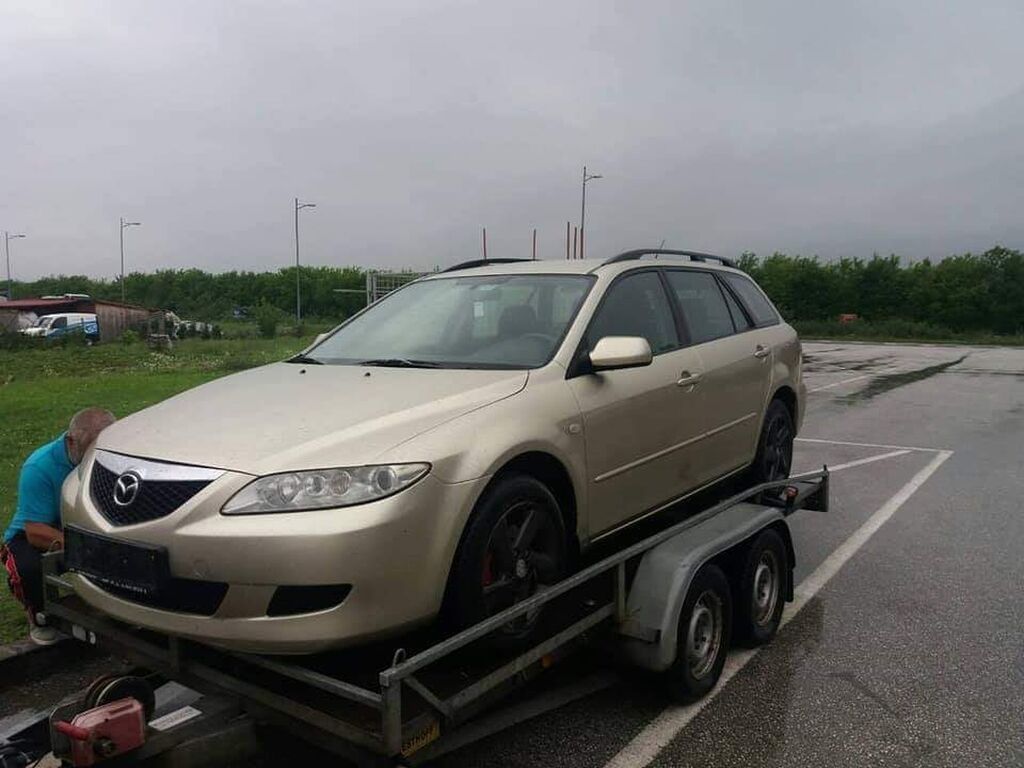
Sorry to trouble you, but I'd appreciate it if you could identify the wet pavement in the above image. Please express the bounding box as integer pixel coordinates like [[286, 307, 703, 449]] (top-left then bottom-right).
[[435, 342, 1024, 767], [5, 342, 1023, 766]]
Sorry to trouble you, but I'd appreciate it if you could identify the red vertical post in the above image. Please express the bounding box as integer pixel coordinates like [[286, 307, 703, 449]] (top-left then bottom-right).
[[566, 222, 570, 260], [572, 226, 578, 260], [532, 228, 537, 260], [482, 227, 487, 261]]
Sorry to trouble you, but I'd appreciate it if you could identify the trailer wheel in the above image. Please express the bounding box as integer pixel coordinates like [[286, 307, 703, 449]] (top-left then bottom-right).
[[666, 564, 732, 702], [735, 529, 788, 646]]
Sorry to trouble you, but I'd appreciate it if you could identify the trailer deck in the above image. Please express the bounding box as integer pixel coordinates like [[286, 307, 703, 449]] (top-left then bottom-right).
[[5, 471, 827, 767]]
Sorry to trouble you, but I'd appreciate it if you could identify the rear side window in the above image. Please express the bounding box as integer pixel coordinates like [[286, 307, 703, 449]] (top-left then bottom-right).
[[720, 282, 753, 332], [664, 271, 735, 345], [587, 272, 679, 354], [722, 274, 779, 326]]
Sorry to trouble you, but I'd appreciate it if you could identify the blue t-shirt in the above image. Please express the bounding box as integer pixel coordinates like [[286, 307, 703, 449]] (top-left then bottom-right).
[[3, 433, 75, 543]]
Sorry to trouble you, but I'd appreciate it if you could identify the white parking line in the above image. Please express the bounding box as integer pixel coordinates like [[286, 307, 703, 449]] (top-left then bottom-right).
[[796, 436, 944, 453], [796, 448, 910, 475], [807, 373, 874, 393], [602, 449, 954, 768]]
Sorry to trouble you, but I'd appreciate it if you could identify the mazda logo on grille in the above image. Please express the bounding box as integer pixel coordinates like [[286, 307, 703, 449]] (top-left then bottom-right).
[[113, 471, 143, 507]]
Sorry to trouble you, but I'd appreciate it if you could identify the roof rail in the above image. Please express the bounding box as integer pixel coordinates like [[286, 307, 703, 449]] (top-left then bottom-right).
[[442, 258, 533, 273], [601, 249, 738, 269]]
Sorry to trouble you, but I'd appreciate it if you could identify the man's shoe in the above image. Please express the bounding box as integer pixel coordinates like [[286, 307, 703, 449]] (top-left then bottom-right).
[[29, 625, 61, 646]]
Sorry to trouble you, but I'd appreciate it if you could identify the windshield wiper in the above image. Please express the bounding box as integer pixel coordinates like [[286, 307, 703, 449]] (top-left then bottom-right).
[[358, 358, 442, 368], [287, 353, 324, 365]]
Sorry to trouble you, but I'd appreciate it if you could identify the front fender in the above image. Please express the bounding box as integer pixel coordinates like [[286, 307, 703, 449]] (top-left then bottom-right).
[[380, 368, 587, 532]]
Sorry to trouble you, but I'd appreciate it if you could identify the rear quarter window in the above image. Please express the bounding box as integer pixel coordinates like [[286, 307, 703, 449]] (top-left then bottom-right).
[[722, 274, 779, 327]]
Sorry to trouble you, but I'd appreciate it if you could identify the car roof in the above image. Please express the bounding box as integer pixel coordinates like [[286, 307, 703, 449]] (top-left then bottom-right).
[[421, 255, 742, 281]]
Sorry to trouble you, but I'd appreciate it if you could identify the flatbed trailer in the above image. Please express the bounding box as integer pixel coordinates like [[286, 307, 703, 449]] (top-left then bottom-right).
[[4, 471, 827, 767]]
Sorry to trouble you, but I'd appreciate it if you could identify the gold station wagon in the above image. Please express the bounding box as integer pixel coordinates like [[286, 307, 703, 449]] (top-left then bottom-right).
[[61, 250, 804, 654]]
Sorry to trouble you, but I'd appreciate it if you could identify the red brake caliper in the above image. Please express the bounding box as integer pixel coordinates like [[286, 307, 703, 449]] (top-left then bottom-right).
[[482, 550, 494, 587]]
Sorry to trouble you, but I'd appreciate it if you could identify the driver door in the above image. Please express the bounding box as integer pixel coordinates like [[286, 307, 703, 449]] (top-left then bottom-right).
[[567, 271, 706, 536]]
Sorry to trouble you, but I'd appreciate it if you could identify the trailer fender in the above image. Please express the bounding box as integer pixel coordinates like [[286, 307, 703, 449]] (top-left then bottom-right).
[[618, 503, 789, 672]]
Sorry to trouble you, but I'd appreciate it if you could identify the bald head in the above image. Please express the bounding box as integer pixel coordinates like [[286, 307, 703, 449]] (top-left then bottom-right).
[[67, 407, 116, 465]]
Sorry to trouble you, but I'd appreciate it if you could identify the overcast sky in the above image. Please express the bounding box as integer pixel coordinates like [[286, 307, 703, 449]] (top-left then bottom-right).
[[2, 0, 1022, 280]]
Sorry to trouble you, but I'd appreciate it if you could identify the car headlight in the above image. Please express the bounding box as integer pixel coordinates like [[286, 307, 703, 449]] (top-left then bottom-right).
[[221, 464, 430, 515]]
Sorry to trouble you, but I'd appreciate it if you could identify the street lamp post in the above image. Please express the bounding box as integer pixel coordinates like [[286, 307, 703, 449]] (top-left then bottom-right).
[[579, 165, 603, 261], [120, 218, 141, 303], [294, 198, 316, 324], [4, 232, 26, 300]]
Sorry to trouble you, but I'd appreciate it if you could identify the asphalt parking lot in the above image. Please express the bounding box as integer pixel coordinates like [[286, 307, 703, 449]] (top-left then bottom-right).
[[3, 341, 1022, 767], [436, 341, 1024, 768]]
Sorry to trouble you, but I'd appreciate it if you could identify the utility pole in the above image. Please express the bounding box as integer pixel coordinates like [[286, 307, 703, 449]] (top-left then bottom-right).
[[579, 165, 603, 261], [294, 198, 316, 324], [120, 218, 141, 303], [532, 228, 537, 260], [482, 227, 488, 260], [4, 232, 26, 300]]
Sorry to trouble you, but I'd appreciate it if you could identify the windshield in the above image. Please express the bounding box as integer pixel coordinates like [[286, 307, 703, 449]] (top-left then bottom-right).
[[36, 316, 55, 328], [308, 274, 594, 369]]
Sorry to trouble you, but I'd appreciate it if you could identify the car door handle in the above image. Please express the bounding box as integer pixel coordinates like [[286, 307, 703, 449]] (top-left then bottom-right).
[[677, 371, 702, 388], [753, 345, 770, 359]]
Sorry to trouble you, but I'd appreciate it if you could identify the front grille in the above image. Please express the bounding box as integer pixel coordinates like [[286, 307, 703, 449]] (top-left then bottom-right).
[[98, 577, 229, 616], [91, 461, 212, 526]]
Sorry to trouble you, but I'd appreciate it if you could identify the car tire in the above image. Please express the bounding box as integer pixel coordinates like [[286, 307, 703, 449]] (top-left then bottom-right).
[[666, 564, 732, 702], [445, 473, 567, 650], [750, 399, 795, 486], [734, 529, 788, 646]]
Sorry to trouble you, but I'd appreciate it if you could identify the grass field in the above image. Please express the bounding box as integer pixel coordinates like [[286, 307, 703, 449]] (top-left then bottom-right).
[[0, 335, 311, 644]]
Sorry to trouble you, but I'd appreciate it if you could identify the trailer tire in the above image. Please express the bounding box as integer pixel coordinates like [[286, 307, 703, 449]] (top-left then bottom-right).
[[666, 564, 732, 702], [735, 529, 788, 646], [445, 473, 567, 651]]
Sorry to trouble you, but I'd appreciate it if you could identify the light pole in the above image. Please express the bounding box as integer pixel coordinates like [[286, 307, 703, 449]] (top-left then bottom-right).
[[4, 232, 26, 300], [294, 198, 316, 324], [579, 165, 603, 261], [120, 218, 141, 303]]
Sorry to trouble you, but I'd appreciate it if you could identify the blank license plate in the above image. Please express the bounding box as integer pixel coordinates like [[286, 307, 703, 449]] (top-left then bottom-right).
[[65, 526, 169, 597]]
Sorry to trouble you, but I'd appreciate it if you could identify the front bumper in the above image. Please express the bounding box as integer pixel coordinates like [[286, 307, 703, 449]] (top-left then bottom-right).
[[62, 457, 488, 654]]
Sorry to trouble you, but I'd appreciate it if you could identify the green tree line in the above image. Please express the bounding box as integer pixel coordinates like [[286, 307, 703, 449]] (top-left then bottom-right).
[[740, 246, 1022, 335], [8, 246, 1023, 335]]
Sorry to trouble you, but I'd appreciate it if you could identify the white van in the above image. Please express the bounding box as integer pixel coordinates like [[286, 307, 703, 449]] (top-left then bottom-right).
[[21, 312, 99, 341]]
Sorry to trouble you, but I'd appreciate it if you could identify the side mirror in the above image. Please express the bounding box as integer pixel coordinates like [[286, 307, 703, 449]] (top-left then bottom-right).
[[587, 336, 653, 372], [313, 332, 328, 346]]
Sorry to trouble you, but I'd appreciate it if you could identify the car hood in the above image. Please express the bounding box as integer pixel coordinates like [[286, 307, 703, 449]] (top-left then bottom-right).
[[96, 362, 528, 474]]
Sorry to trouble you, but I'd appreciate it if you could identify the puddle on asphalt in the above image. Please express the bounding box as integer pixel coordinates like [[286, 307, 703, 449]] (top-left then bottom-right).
[[839, 354, 968, 403], [803, 354, 894, 374]]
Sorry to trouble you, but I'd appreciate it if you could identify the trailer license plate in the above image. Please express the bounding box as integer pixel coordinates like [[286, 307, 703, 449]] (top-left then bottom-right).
[[65, 526, 170, 597]]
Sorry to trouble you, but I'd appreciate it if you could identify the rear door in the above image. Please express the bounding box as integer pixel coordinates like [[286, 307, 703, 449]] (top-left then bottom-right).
[[663, 269, 771, 482], [567, 270, 706, 536]]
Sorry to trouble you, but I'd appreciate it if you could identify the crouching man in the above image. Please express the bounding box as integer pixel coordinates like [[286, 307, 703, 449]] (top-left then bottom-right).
[[2, 407, 115, 645]]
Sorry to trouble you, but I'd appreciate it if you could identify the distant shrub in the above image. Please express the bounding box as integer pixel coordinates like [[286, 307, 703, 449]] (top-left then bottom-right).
[[0, 329, 43, 351], [120, 329, 140, 345], [254, 302, 281, 339]]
